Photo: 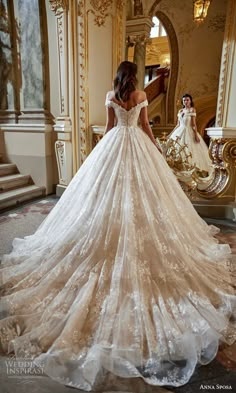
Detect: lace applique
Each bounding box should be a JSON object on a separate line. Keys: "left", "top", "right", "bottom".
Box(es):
{"left": 0, "top": 91, "right": 235, "bottom": 390}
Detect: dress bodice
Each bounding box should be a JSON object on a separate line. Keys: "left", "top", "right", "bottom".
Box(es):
{"left": 178, "top": 108, "right": 196, "bottom": 128}
{"left": 105, "top": 99, "right": 148, "bottom": 127}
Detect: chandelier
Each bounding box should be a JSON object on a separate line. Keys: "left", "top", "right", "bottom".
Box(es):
{"left": 193, "top": 0, "right": 211, "bottom": 24}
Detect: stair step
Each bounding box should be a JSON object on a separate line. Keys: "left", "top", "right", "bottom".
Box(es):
{"left": 0, "top": 174, "right": 31, "bottom": 191}
{"left": 0, "top": 185, "right": 46, "bottom": 210}
{"left": 0, "top": 163, "right": 18, "bottom": 177}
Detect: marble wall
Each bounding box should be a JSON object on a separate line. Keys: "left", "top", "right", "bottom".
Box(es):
{"left": 0, "top": 0, "right": 58, "bottom": 193}
{"left": 18, "top": 0, "right": 44, "bottom": 109}
{"left": 0, "top": 0, "right": 14, "bottom": 110}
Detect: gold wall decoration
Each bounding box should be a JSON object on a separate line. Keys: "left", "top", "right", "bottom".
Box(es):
{"left": 216, "top": 0, "right": 236, "bottom": 127}
{"left": 114, "top": 0, "right": 125, "bottom": 68}
{"left": 49, "top": 0, "right": 68, "bottom": 15}
{"left": 57, "top": 14, "right": 66, "bottom": 114}
{"left": 88, "top": 0, "right": 113, "bottom": 26}
{"left": 55, "top": 140, "right": 66, "bottom": 183}
{"left": 77, "top": 0, "right": 88, "bottom": 165}
{"left": 198, "top": 138, "right": 236, "bottom": 200}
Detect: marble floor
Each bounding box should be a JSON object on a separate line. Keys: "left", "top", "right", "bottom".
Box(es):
{"left": 0, "top": 197, "right": 235, "bottom": 393}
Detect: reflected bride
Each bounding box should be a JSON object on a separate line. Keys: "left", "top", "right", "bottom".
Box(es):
{"left": 167, "top": 93, "right": 213, "bottom": 176}
{"left": 0, "top": 62, "right": 235, "bottom": 391}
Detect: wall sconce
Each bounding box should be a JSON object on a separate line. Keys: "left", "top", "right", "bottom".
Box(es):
{"left": 193, "top": 0, "right": 212, "bottom": 24}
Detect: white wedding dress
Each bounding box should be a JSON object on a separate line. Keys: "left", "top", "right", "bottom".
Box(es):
{"left": 0, "top": 99, "right": 235, "bottom": 391}
{"left": 168, "top": 108, "right": 212, "bottom": 173}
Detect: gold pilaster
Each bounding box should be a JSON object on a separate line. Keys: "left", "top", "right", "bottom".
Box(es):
{"left": 205, "top": 0, "right": 236, "bottom": 201}
{"left": 49, "top": 0, "right": 73, "bottom": 194}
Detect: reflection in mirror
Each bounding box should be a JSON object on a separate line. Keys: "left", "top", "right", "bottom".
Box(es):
{"left": 141, "top": 18, "right": 215, "bottom": 198}
{"left": 164, "top": 93, "right": 214, "bottom": 196}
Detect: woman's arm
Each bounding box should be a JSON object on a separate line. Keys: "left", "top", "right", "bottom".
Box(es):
{"left": 104, "top": 106, "right": 115, "bottom": 135}
{"left": 139, "top": 106, "right": 162, "bottom": 153}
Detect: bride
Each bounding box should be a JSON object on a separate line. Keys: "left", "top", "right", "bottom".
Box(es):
{"left": 0, "top": 61, "right": 235, "bottom": 391}
{"left": 167, "top": 93, "right": 213, "bottom": 175}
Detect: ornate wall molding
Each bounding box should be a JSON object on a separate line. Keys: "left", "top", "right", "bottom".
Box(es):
{"left": 216, "top": 0, "right": 236, "bottom": 127}
{"left": 49, "top": 0, "right": 68, "bottom": 16}
{"left": 49, "top": 1, "right": 73, "bottom": 193}
{"left": 77, "top": 0, "right": 87, "bottom": 165}
{"left": 55, "top": 139, "right": 72, "bottom": 186}
{"left": 88, "top": 0, "right": 113, "bottom": 26}
{"left": 198, "top": 137, "right": 236, "bottom": 200}
{"left": 49, "top": 1, "right": 69, "bottom": 116}
{"left": 56, "top": 14, "right": 67, "bottom": 114}
{"left": 115, "top": 0, "right": 125, "bottom": 66}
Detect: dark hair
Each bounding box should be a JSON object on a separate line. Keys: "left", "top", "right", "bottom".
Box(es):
{"left": 182, "top": 93, "right": 194, "bottom": 107}
{"left": 113, "top": 61, "right": 138, "bottom": 102}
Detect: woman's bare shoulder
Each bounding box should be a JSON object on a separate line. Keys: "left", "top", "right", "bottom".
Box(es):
{"left": 131, "top": 90, "right": 147, "bottom": 101}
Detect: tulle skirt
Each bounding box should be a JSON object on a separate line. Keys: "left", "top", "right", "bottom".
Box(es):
{"left": 0, "top": 125, "right": 235, "bottom": 390}
{"left": 168, "top": 125, "right": 212, "bottom": 173}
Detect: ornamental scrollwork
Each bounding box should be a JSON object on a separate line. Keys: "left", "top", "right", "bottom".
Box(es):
{"left": 49, "top": 0, "right": 68, "bottom": 16}
{"left": 197, "top": 138, "right": 236, "bottom": 200}
{"left": 89, "top": 0, "right": 113, "bottom": 27}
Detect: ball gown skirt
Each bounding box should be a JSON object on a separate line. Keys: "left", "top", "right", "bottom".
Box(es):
{"left": 167, "top": 109, "right": 213, "bottom": 173}
{"left": 0, "top": 100, "right": 235, "bottom": 391}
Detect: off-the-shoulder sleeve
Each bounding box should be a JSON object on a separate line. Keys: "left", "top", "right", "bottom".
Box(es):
{"left": 105, "top": 94, "right": 114, "bottom": 107}
{"left": 105, "top": 98, "right": 111, "bottom": 107}
{"left": 189, "top": 111, "right": 196, "bottom": 116}
{"left": 139, "top": 99, "right": 148, "bottom": 109}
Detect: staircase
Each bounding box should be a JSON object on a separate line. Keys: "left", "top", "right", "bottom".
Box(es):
{"left": 0, "top": 159, "right": 45, "bottom": 211}
{"left": 144, "top": 66, "right": 169, "bottom": 103}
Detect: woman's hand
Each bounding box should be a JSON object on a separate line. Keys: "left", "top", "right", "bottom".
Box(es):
{"left": 194, "top": 134, "right": 200, "bottom": 143}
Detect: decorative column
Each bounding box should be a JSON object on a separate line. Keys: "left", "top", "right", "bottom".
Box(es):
{"left": 49, "top": 0, "right": 73, "bottom": 196}
{"left": 126, "top": 17, "right": 153, "bottom": 89}
{"left": 125, "top": 36, "right": 134, "bottom": 61}
{"left": 133, "top": 35, "right": 147, "bottom": 89}
{"left": 203, "top": 0, "right": 236, "bottom": 201}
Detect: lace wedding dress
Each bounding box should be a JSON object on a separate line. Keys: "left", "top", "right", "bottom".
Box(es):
{"left": 167, "top": 108, "right": 213, "bottom": 173}
{"left": 0, "top": 99, "right": 235, "bottom": 391}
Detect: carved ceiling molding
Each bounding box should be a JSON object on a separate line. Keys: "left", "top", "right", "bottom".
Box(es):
{"left": 49, "top": 0, "right": 68, "bottom": 15}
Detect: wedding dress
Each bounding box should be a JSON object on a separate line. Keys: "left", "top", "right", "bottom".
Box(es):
{"left": 167, "top": 108, "right": 213, "bottom": 173}
{"left": 0, "top": 99, "right": 235, "bottom": 391}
